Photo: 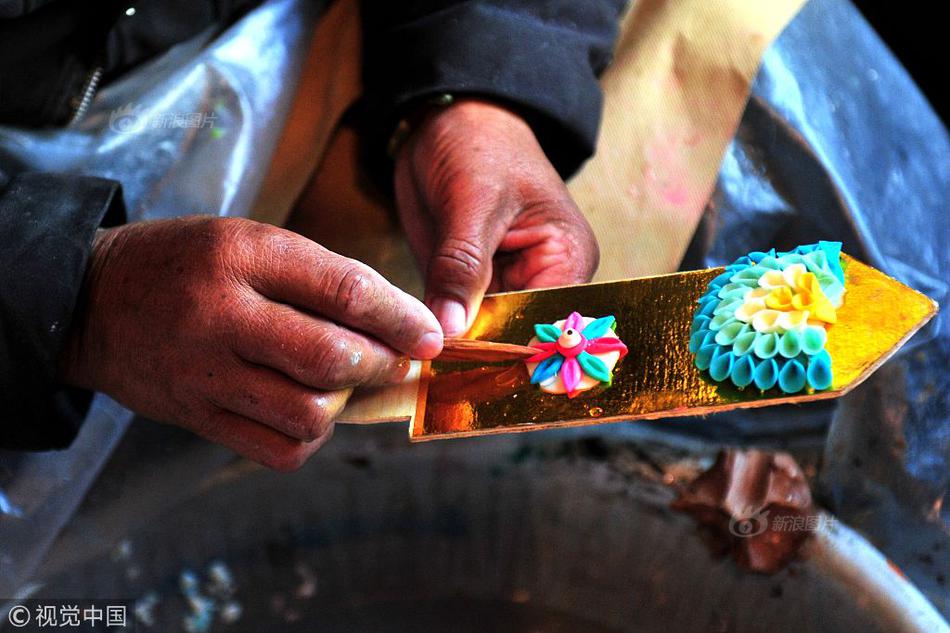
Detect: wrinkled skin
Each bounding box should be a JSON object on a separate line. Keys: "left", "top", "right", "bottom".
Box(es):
{"left": 61, "top": 217, "right": 442, "bottom": 471}
{"left": 395, "top": 98, "right": 599, "bottom": 336}
{"left": 61, "top": 99, "right": 599, "bottom": 470}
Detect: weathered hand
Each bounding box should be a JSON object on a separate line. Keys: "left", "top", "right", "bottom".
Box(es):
{"left": 395, "top": 98, "right": 599, "bottom": 336}
{"left": 60, "top": 216, "right": 442, "bottom": 470}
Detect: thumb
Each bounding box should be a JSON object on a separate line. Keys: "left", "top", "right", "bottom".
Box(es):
{"left": 425, "top": 229, "right": 498, "bottom": 337}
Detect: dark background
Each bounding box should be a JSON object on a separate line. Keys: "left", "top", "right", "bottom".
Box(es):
{"left": 855, "top": 1, "right": 945, "bottom": 122}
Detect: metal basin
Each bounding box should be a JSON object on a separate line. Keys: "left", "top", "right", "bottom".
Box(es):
{"left": 31, "top": 422, "right": 945, "bottom": 632}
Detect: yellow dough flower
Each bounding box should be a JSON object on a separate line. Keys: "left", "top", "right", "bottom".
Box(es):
{"left": 790, "top": 272, "right": 837, "bottom": 323}
{"left": 739, "top": 265, "right": 838, "bottom": 333}
{"left": 764, "top": 286, "right": 795, "bottom": 311}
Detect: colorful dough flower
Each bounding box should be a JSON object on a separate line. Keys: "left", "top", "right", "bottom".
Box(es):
{"left": 525, "top": 311, "right": 628, "bottom": 398}
{"left": 689, "top": 241, "right": 847, "bottom": 393}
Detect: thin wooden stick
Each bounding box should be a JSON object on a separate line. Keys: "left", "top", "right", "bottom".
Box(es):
{"left": 436, "top": 338, "right": 539, "bottom": 363}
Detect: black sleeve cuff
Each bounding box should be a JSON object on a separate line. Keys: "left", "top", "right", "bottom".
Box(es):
{"left": 0, "top": 171, "right": 125, "bottom": 450}
{"left": 360, "top": 0, "right": 625, "bottom": 186}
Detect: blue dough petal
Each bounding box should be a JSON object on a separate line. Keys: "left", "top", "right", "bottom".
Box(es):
{"left": 698, "top": 299, "right": 718, "bottom": 319}
{"left": 778, "top": 330, "right": 802, "bottom": 358}
{"left": 801, "top": 326, "right": 827, "bottom": 356}
{"left": 818, "top": 241, "right": 845, "bottom": 284}
{"left": 778, "top": 359, "right": 807, "bottom": 393}
{"left": 689, "top": 330, "right": 707, "bottom": 354}
{"left": 710, "top": 271, "right": 733, "bottom": 287}
{"left": 753, "top": 332, "right": 780, "bottom": 359}
{"left": 732, "top": 331, "right": 757, "bottom": 356}
{"left": 806, "top": 350, "right": 833, "bottom": 390}
{"left": 695, "top": 344, "right": 716, "bottom": 371}
{"left": 690, "top": 315, "right": 711, "bottom": 334}
{"left": 531, "top": 355, "right": 563, "bottom": 384}
{"left": 730, "top": 355, "right": 756, "bottom": 388}
{"left": 753, "top": 358, "right": 779, "bottom": 390}
{"left": 709, "top": 350, "right": 735, "bottom": 383}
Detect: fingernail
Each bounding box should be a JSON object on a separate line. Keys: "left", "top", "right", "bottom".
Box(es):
{"left": 430, "top": 298, "right": 468, "bottom": 337}
{"left": 412, "top": 331, "right": 443, "bottom": 360}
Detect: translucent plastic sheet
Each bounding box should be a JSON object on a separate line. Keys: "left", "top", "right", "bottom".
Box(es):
{"left": 0, "top": 0, "right": 320, "bottom": 597}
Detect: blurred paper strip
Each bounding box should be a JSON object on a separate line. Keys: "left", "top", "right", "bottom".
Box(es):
{"left": 571, "top": 0, "right": 807, "bottom": 280}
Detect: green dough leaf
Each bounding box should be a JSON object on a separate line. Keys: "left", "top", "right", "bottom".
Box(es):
{"left": 534, "top": 323, "right": 561, "bottom": 342}
{"left": 577, "top": 351, "right": 611, "bottom": 383}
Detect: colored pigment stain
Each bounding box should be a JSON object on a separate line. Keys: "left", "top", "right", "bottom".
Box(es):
{"left": 642, "top": 131, "right": 703, "bottom": 208}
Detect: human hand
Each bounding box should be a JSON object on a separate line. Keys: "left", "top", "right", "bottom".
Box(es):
{"left": 60, "top": 216, "right": 442, "bottom": 470}
{"left": 394, "top": 98, "right": 599, "bottom": 336}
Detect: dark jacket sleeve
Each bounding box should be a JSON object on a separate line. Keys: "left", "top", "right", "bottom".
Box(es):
{"left": 0, "top": 169, "right": 125, "bottom": 450}
{"left": 360, "top": 0, "right": 628, "bottom": 182}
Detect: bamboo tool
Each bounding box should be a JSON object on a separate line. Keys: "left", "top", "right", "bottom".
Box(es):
{"left": 338, "top": 254, "right": 938, "bottom": 441}
{"left": 436, "top": 338, "right": 538, "bottom": 363}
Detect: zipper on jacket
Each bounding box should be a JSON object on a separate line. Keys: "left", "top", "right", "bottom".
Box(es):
{"left": 68, "top": 65, "right": 104, "bottom": 126}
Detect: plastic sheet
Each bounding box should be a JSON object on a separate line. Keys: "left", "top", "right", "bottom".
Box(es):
{"left": 0, "top": 0, "right": 320, "bottom": 597}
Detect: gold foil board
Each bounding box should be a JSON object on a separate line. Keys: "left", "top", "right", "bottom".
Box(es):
{"left": 410, "top": 254, "right": 937, "bottom": 441}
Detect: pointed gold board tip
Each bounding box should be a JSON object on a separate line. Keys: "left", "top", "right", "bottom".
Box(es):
{"left": 411, "top": 254, "right": 938, "bottom": 441}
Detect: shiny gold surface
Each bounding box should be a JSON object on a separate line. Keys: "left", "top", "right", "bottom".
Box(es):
{"left": 411, "top": 255, "right": 937, "bottom": 440}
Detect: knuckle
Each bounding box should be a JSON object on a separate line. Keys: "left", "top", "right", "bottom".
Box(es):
{"left": 431, "top": 236, "right": 485, "bottom": 286}
{"left": 523, "top": 198, "right": 599, "bottom": 279}
{"left": 202, "top": 217, "right": 243, "bottom": 253}
{"left": 332, "top": 263, "right": 377, "bottom": 316}
{"left": 258, "top": 225, "right": 301, "bottom": 260}
{"left": 199, "top": 218, "right": 252, "bottom": 278}
{"left": 305, "top": 335, "right": 356, "bottom": 387}
{"left": 218, "top": 292, "right": 267, "bottom": 349}
{"left": 522, "top": 196, "right": 581, "bottom": 230}
{"left": 204, "top": 218, "right": 299, "bottom": 285}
